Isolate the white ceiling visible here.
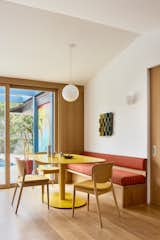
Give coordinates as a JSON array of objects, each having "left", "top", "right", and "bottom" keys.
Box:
[
  {"left": 0, "top": 1, "right": 137, "bottom": 84},
  {"left": 5, "top": 0, "right": 160, "bottom": 34}
]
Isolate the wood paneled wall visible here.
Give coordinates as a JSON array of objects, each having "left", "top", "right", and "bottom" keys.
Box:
[
  {"left": 0, "top": 76, "right": 84, "bottom": 154},
  {"left": 150, "top": 66, "right": 160, "bottom": 205},
  {"left": 58, "top": 87, "right": 84, "bottom": 153}
]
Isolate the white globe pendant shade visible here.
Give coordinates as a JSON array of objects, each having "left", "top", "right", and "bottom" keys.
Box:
[{"left": 62, "top": 84, "right": 79, "bottom": 102}]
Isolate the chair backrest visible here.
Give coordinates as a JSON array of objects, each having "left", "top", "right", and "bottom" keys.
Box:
[
  {"left": 34, "top": 152, "right": 47, "bottom": 155},
  {"left": 92, "top": 163, "right": 113, "bottom": 183},
  {"left": 16, "top": 159, "right": 26, "bottom": 177}
]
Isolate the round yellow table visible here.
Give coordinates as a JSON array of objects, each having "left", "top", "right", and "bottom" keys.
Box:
[{"left": 30, "top": 154, "right": 105, "bottom": 209}]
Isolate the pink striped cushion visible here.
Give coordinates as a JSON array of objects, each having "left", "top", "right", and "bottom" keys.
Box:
[{"left": 25, "top": 160, "right": 33, "bottom": 174}]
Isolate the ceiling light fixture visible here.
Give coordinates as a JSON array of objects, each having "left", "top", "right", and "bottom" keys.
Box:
[{"left": 62, "top": 43, "right": 79, "bottom": 102}]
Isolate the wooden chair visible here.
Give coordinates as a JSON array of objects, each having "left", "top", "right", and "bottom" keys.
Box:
[
  {"left": 30, "top": 151, "right": 59, "bottom": 187},
  {"left": 33, "top": 152, "right": 47, "bottom": 155},
  {"left": 33, "top": 152, "right": 59, "bottom": 181},
  {"left": 35, "top": 159, "right": 59, "bottom": 202},
  {"left": 72, "top": 163, "right": 120, "bottom": 228},
  {"left": 11, "top": 159, "right": 50, "bottom": 214}
]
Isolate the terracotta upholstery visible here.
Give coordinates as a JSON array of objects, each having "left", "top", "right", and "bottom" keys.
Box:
[
  {"left": 81, "top": 151, "right": 147, "bottom": 171},
  {"left": 25, "top": 160, "right": 33, "bottom": 174},
  {"left": 67, "top": 152, "right": 147, "bottom": 186},
  {"left": 112, "top": 169, "right": 145, "bottom": 186},
  {"left": 67, "top": 163, "right": 145, "bottom": 186},
  {"left": 67, "top": 163, "right": 94, "bottom": 176}
]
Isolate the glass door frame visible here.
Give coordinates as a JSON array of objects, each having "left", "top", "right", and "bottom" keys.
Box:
[
  {"left": 0, "top": 80, "right": 57, "bottom": 189},
  {"left": 0, "top": 83, "right": 10, "bottom": 189}
]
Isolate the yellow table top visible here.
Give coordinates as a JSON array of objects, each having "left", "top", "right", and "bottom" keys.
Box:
[{"left": 28, "top": 153, "right": 105, "bottom": 165}]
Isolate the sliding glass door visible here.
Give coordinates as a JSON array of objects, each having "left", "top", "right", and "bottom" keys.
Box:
[
  {"left": 0, "top": 84, "right": 10, "bottom": 188},
  {"left": 0, "top": 86, "right": 6, "bottom": 185},
  {"left": 0, "top": 84, "right": 55, "bottom": 188}
]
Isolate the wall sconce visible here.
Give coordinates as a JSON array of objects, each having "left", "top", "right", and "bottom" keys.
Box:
[{"left": 126, "top": 92, "right": 136, "bottom": 105}]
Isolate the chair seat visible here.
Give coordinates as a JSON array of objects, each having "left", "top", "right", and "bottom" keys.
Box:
[
  {"left": 75, "top": 180, "right": 112, "bottom": 192},
  {"left": 72, "top": 163, "right": 120, "bottom": 228},
  {"left": 18, "top": 175, "right": 49, "bottom": 184},
  {"left": 38, "top": 167, "right": 59, "bottom": 174}
]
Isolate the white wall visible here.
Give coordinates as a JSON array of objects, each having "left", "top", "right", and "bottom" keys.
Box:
[{"left": 85, "top": 30, "right": 160, "bottom": 158}]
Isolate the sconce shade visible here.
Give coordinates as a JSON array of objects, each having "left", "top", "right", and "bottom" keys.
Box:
[
  {"left": 62, "top": 84, "right": 79, "bottom": 102},
  {"left": 126, "top": 92, "right": 136, "bottom": 105}
]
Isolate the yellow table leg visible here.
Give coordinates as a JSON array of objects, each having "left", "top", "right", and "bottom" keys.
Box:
[
  {"left": 59, "top": 164, "right": 65, "bottom": 200},
  {"left": 44, "top": 192, "right": 86, "bottom": 209},
  {"left": 44, "top": 163, "right": 86, "bottom": 208}
]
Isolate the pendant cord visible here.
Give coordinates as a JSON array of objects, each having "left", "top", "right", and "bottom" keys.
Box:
[
  {"left": 70, "top": 44, "right": 72, "bottom": 84},
  {"left": 69, "top": 43, "right": 76, "bottom": 85}
]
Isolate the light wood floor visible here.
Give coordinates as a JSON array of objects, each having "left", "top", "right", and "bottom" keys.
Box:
[{"left": 0, "top": 184, "right": 160, "bottom": 240}]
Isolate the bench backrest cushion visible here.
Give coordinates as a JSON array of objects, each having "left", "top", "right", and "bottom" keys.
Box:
[{"left": 81, "top": 151, "right": 146, "bottom": 171}]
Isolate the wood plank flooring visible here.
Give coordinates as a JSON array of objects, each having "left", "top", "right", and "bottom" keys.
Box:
[{"left": 0, "top": 184, "right": 160, "bottom": 240}]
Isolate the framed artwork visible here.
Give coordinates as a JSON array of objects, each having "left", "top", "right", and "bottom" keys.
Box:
[{"left": 99, "top": 112, "right": 113, "bottom": 136}]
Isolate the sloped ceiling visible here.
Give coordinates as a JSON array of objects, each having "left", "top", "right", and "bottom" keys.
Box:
[
  {"left": 0, "top": 1, "right": 138, "bottom": 84},
  {"left": 5, "top": 0, "right": 160, "bottom": 33}
]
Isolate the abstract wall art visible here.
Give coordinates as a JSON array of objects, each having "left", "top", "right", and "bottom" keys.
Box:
[{"left": 99, "top": 112, "right": 113, "bottom": 136}]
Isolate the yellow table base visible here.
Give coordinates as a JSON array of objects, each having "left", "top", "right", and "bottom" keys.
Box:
[{"left": 44, "top": 192, "right": 86, "bottom": 209}]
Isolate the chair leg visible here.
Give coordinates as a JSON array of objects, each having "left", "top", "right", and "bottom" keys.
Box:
[
  {"left": 41, "top": 185, "right": 44, "bottom": 203},
  {"left": 46, "top": 184, "right": 50, "bottom": 210},
  {"left": 87, "top": 193, "right": 90, "bottom": 211},
  {"left": 15, "top": 185, "right": 23, "bottom": 214},
  {"left": 72, "top": 186, "right": 76, "bottom": 217},
  {"left": 112, "top": 185, "right": 120, "bottom": 217},
  {"left": 95, "top": 191, "right": 102, "bottom": 228},
  {"left": 52, "top": 176, "right": 54, "bottom": 189},
  {"left": 11, "top": 184, "right": 18, "bottom": 206}
]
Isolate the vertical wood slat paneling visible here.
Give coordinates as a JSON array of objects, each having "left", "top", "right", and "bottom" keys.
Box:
[
  {"left": 58, "top": 87, "right": 84, "bottom": 154},
  {"left": 150, "top": 66, "right": 160, "bottom": 205}
]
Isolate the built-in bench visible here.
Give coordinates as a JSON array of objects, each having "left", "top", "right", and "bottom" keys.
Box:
[{"left": 66, "top": 151, "right": 147, "bottom": 208}]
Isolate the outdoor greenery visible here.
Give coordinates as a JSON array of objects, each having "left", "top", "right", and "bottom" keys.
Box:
[{"left": 0, "top": 103, "right": 33, "bottom": 154}]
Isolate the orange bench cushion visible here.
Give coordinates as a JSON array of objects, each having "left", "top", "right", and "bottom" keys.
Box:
[
  {"left": 67, "top": 163, "right": 94, "bottom": 176},
  {"left": 67, "top": 164, "right": 146, "bottom": 186},
  {"left": 112, "top": 169, "right": 145, "bottom": 186},
  {"left": 81, "top": 151, "right": 146, "bottom": 171}
]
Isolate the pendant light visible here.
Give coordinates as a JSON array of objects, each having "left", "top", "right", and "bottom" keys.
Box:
[{"left": 62, "top": 43, "right": 79, "bottom": 102}]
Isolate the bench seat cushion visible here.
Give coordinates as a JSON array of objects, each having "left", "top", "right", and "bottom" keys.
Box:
[
  {"left": 67, "top": 164, "right": 146, "bottom": 186},
  {"left": 67, "top": 163, "right": 94, "bottom": 176},
  {"left": 112, "top": 169, "right": 145, "bottom": 186}
]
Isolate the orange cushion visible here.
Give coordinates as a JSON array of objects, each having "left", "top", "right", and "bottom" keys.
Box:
[
  {"left": 67, "top": 164, "right": 146, "bottom": 186},
  {"left": 81, "top": 151, "right": 146, "bottom": 171},
  {"left": 112, "top": 169, "right": 145, "bottom": 186},
  {"left": 67, "top": 163, "right": 94, "bottom": 176},
  {"left": 25, "top": 160, "right": 33, "bottom": 174}
]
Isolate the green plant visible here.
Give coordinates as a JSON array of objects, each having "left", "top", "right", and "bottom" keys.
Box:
[
  {"left": 0, "top": 102, "right": 33, "bottom": 154},
  {"left": 10, "top": 113, "right": 33, "bottom": 154}
]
